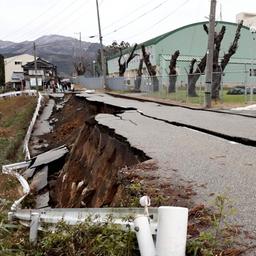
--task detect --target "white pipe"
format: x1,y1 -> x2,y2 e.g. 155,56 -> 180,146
156,206 -> 188,256
134,215 -> 156,256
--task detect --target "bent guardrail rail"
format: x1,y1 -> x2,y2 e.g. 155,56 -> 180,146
2,162 -> 31,211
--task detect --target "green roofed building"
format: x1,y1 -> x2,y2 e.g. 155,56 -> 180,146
107,21 -> 256,86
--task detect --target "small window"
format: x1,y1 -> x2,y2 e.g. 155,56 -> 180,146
249,68 -> 256,76
15,61 -> 22,65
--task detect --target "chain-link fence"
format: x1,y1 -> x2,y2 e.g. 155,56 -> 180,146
75,71 -> 256,105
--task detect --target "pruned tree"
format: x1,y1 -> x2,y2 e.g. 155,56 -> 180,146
188,55 -> 207,97
188,21 -> 243,99
141,44 -> 159,91
118,43 -> 138,76
97,41 -> 131,76
168,50 -> 180,93
74,61 -> 86,76
188,25 -> 225,97
134,59 -> 143,92
212,20 -> 243,99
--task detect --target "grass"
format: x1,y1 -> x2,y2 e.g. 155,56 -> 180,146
145,88 -> 253,107
0,95 -> 37,255
0,96 -> 37,167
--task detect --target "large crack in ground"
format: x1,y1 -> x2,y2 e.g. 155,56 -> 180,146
30,94 -> 256,209
139,112 -> 256,147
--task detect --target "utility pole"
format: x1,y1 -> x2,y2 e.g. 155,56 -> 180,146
204,0 -> 217,108
33,42 -> 38,92
74,32 -> 82,61
96,0 -> 107,89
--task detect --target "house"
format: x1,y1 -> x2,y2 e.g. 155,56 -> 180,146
4,54 -> 34,89
107,21 -> 256,87
22,58 -> 57,89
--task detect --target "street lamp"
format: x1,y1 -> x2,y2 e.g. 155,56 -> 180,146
93,60 -> 96,77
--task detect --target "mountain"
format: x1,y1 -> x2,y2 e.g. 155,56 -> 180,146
0,35 -> 101,76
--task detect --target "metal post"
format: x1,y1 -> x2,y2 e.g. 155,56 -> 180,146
33,42 -> 38,92
96,0 -> 107,89
29,212 -> 40,245
204,0 -> 217,108
134,216 -> 155,256
93,60 -> 96,77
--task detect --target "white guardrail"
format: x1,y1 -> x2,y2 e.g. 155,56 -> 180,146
2,161 -> 189,256
23,92 -> 43,160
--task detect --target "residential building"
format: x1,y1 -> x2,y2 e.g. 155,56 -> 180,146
22,58 -> 57,88
4,54 -> 34,89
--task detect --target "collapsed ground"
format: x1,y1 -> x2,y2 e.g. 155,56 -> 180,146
30,94 -> 198,209
27,93 -> 255,254
0,94 -> 255,255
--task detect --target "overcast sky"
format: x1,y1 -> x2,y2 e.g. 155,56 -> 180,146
0,0 -> 256,45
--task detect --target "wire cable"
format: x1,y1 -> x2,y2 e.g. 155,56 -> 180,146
1,0 -> 61,41
102,0 -> 159,30
122,0 -> 191,42
103,0 -> 170,37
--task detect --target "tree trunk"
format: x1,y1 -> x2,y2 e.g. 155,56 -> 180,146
152,76 -> 159,92
188,73 -> 200,97
168,76 -> 177,93
168,50 -> 180,93
118,44 -> 138,76
187,56 -> 206,97
141,44 -> 159,92
134,59 -> 143,92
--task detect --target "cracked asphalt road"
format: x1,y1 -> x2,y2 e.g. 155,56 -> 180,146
78,92 -> 256,235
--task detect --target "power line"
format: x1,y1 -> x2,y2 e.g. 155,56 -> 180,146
103,0 -> 170,37
1,0 -> 61,41
6,0 -> 92,43
102,0 -> 159,30
36,1 -> 93,39
123,0 -> 191,42
31,0 -> 92,39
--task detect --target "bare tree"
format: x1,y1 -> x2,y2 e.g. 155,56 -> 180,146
73,60 -> 86,76
141,44 -> 159,91
212,21 -> 243,99
188,25 -> 225,97
118,43 -> 138,76
168,50 -> 180,93
188,21 -> 243,99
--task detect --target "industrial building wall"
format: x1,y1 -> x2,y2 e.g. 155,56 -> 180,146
107,21 -> 256,86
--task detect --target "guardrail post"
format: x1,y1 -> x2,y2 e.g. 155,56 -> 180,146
156,206 -> 188,256
30,212 -> 40,244
134,215 -> 156,256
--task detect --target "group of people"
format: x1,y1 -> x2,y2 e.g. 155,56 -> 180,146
45,78 -> 73,93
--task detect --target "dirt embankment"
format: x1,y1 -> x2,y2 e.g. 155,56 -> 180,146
53,118 -> 148,207
39,95 -> 149,208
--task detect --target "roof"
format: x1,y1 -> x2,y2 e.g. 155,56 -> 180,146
22,57 -> 55,69
107,21 -> 249,61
